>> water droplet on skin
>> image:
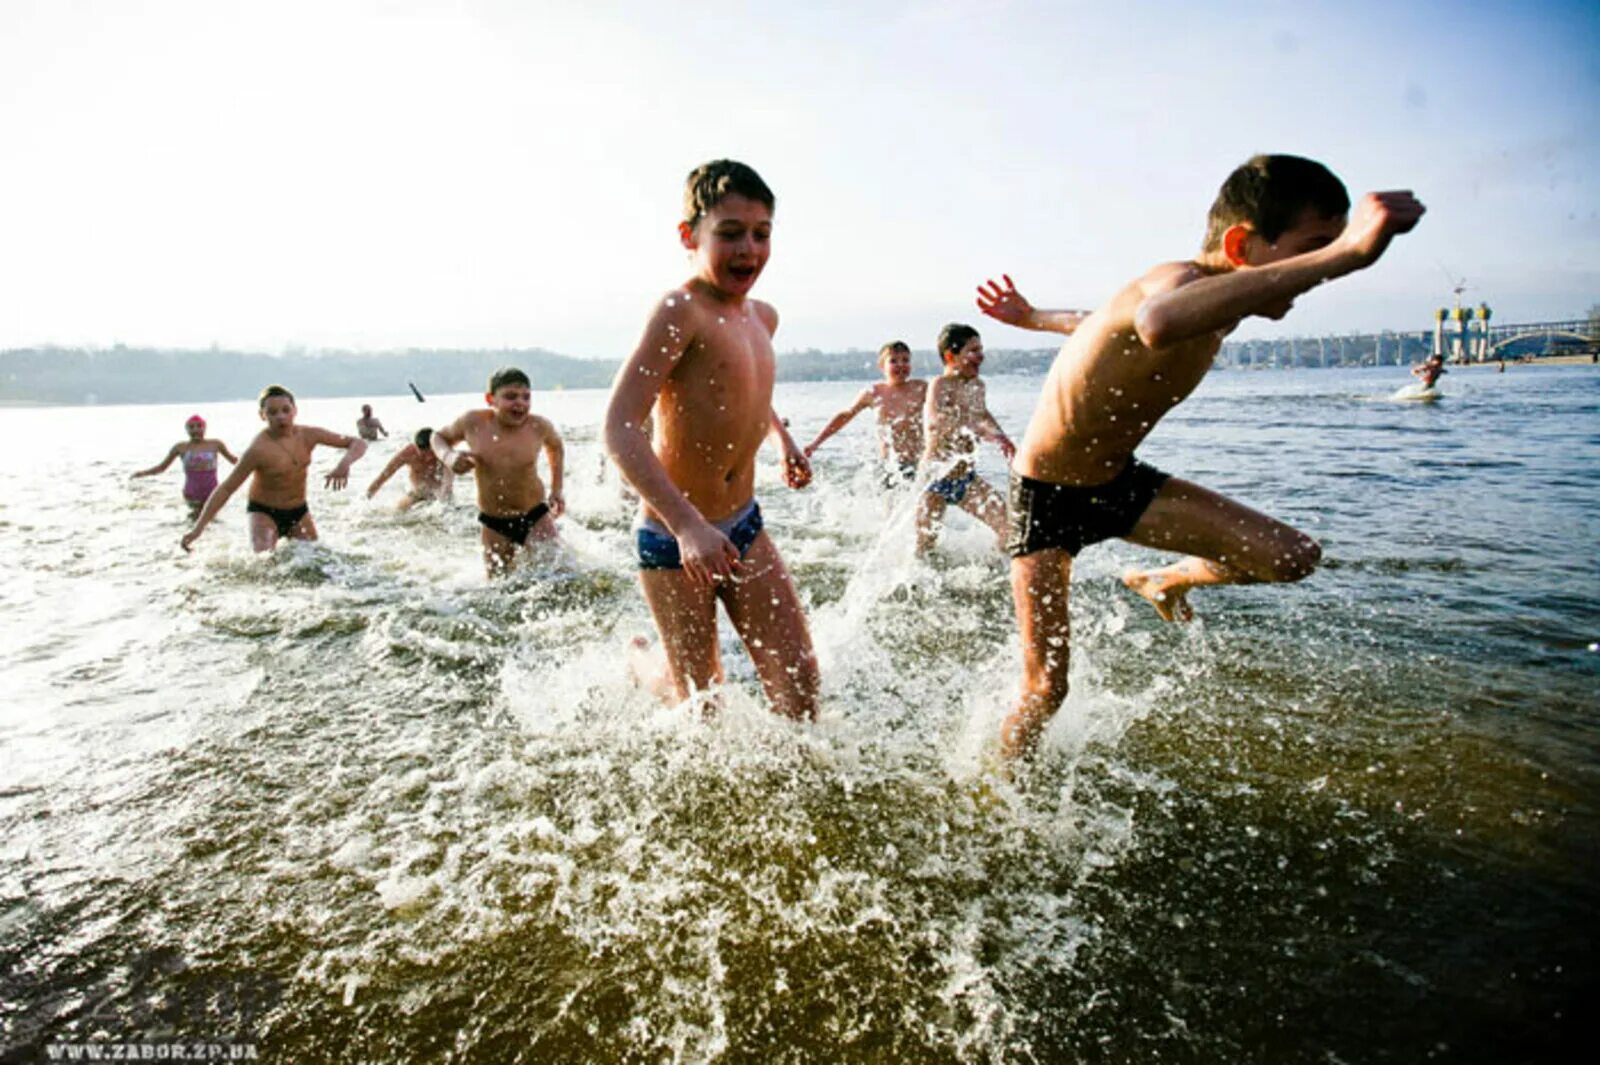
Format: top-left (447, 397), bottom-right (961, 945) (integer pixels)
top-left (664, 297), bottom-right (676, 307)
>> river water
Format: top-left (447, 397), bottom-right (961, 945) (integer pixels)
top-left (2, 364), bottom-right (1595, 1063)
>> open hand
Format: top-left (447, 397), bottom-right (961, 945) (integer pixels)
top-left (324, 466), bottom-right (351, 491)
top-left (1339, 191), bottom-right (1426, 270)
top-left (976, 275), bottom-right (1033, 327)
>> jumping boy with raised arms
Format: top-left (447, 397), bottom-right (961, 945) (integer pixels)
top-left (604, 159), bottom-right (819, 721)
top-left (432, 368), bottom-right (564, 577)
top-left (982, 154), bottom-right (1424, 759)
top-left (181, 385), bottom-right (367, 552)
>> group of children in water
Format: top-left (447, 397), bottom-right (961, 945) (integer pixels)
top-left (137, 155), bottom-right (1425, 760)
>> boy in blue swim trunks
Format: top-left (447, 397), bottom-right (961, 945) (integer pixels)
top-left (914, 323), bottom-right (1014, 554)
top-left (978, 156), bottom-right (1424, 759)
top-left (604, 159), bottom-right (818, 721)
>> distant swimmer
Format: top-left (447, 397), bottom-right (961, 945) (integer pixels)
top-left (915, 323), bottom-right (1015, 554)
top-left (356, 404), bottom-right (388, 441)
top-left (803, 340), bottom-right (927, 488)
top-left (366, 427), bottom-right (455, 510)
top-left (1411, 353), bottom-right (1447, 389)
top-left (132, 414), bottom-right (238, 518)
top-left (181, 385), bottom-right (369, 552)
top-left (432, 367), bottom-right (565, 577)
top-left (984, 154), bottom-right (1424, 760)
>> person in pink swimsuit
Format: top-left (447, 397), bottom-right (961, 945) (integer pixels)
top-left (132, 415), bottom-right (239, 517)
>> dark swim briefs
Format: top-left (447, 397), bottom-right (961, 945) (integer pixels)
top-left (1005, 459), bottom-right (1171, 558)
top-left (246, 499), bottom-right (310, 537)
top-left (926, 468), bottom-right (977, 505)
top-left (636, 500), bottom-right (764, 571)
top-left (478, 503), bottom-right (552, 545)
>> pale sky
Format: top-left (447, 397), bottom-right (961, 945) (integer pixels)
top-left (2, 0), bottom-right (1595, 358)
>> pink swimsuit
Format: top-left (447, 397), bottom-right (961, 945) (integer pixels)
top-left (182, 448), bottom-right (218, 502)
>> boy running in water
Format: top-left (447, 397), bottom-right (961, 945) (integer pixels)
top-left (604, 159), bottom-right (819, 721)
top-left (133, 415), bottom-right (238, 518)
top-left (181, 385), bottom-right (368, 552)
top-left (356, 404), bottom-right (388, 441)
top-left (914, 323), bottom-right (1015, 554)
top-left (432, 368), bottom-right (565, 577)
top-left (804, 340), bottom-right (927, 487)
top-left (982, 154), bottom-right (1424, 759)
top-left (367, 428), bottom-right (454, 510)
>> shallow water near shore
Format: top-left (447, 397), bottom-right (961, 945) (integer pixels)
top-left (2, 364), bottom-right (1596, 1063)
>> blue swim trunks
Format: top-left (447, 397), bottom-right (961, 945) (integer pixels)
top-left (636, 500), bottom-right (765, 570)
top-left (926, 468), bottom-right (977, 505)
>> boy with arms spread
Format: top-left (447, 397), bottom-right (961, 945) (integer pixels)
top-left (804, 340), bottom-right (927, 486)
top-left (980, 154), bottom-right (1424, 759)
top-left (604, 159), bottom-right (820, 721)
top-left (367, 427), bottom-right (454, 510)
top-left (181, 385), bottom-right (367, 552)
top-left (432, 368), bottom-right (564, 577)
top-left (914, 323), bottom-right (1015, 554)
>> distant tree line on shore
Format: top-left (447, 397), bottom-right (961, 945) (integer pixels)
top-left (0, 344), bottom-right (1059, 407)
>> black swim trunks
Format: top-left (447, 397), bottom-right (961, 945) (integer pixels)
top-left (246, 499), bottom-right (310, 537)
top-left (1005, 460), bottom-right (1170, 558)
top-left (478, 502), bottom-right (552, 545)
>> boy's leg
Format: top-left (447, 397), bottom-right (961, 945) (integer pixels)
top-left (247, 512), bottom-right (278, 553)
top-left (956, 477), bottom-right (1009, 548)
top-left (719, 531), bottom-right (820, 722)
top-left (480, 527), bottom-right (520, 577)
top-left (639, 569), bottom-right (724, 706)
top-left (1122, 477), bottom-right (1321, 621)
top-left (525, 511), bottom-right (559, 545)
top-left (289, 512), bottom-right (318, 543)
top-left (1002, 548), bottom-right (1074, 759)
top-left (915, 492), bottom-right (947, 554)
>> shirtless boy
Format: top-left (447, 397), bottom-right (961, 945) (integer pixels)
top-left (356, 404), bottom-right (388, 441)
top-left (1412, 353), bottom-right (1446, 389)
top-left (133, 414), bottom-right (238, 517)
top-left (982, 154), bottom-right (1425, 758)
top-left (914, 324), bottom-right (1015, 554)
top-left (181, 385), bottom-right (368, 552)
top-left (804, 340), bottom-right (927, 486)
top-left (432, 368), bottom-right (565, 577)
top-left (367, 427), bottom-right (454, 510)
top-left (603, 159), bottom-right (819, 721)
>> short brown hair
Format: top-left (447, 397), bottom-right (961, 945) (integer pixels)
top-left (683, 160), bottom-right (775, 228)
top-left (937, 324), bottom-right (980, 359)
top-left (258, 384), bottom-right (295, 410)
top-left (487, 367), bottom-right (530, 394)
top-left (877, 340), bottom-right (911, 364)
top-left (1202, 154), bottom-right (1350, 252)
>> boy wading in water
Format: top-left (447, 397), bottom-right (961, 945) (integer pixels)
top-left (604, 159), bottom-right (820, 721)
top-left (181, 385), bottom-right (368, 552)
top-left (804, 340), bottom-right (927, 487)
top-left (433, 368), bottom-right (565, 578)
top-left (915, 324), bottom-right (1015, 554)
top-left (984, 154), bottom-right (1424, 759)
top-left (367, 427), bottom-right (454, 510)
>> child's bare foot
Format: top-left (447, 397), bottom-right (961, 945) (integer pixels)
top-left (626, 636), bottom-right (676, 702)
top-left (1122, 569), bottom-right (1194, 623)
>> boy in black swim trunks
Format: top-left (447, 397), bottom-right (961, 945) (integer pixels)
top-left (977, 156), bottom-right (1425, 759)
top-left (432, 367), bottom-right (565, 577)
top-left (181, 385), bottom-right (368, 553)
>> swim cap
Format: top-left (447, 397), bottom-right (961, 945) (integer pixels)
top-left (186, 415), bottom-right (206, 427)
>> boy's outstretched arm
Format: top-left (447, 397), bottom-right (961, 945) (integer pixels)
top-left (219, 442), bottom-right (239, 464)
top-left (306, 428), bottom-right (368, 490)
top-left (432, 416), bottom-right (477, 474)
top-left (1135, 190), bottom-right (1425, 349)
top-left (976, 275), bottom-right (1089, 335)
top-left (367, 449), bottom-right (410, 497)
top-left (605, 295), bottom-right (738, 586)
top-left (804, 389), bottom-right (873, 456)
top-left (182, 452), bottom-right (258, 551)
top-left (541, 420), bottom-right (566, 516)
top-left (976, 394), bottom-right (1016, 460)
top-left (132, 445), bottom-right (182, 478)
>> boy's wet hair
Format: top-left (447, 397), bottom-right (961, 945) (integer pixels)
top-left (487, 367), bottom-right (531, 394)
top-left (878, 340), bottom-right (911, 364)
top-left (1203, 154), bottom-right (1350, 252)
top-left (683, 159), bottom-right (775, 227)
top-left (258, 384), bottom-right (295, 410)
top-left (414, 427), bottom-right (432, 450)
top-left (937, 324), bottom-right (980, 359)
